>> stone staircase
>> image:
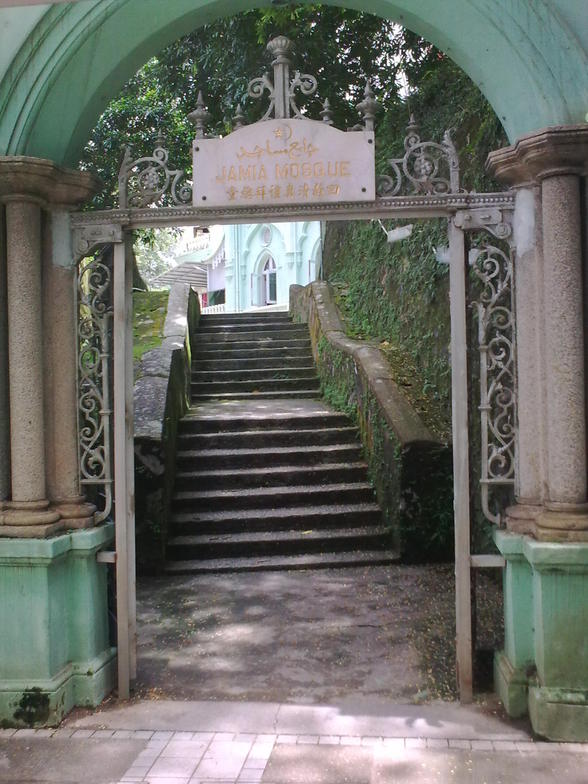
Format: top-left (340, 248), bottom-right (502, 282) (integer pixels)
top-left (190, 311), bottom-right (320, 401)
top-left (165, 311), bottom-right (398, 573)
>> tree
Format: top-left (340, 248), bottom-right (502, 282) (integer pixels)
top-left (81, 7), bottom-right (410, 209)
top-left (133, 228), bottom-right (180, 284)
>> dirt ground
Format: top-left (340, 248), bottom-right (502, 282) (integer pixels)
top-left (135, 564), bottom-right (503, 706)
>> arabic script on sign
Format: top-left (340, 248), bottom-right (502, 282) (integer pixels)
top-left (193, 119), bottom-right (375, 208)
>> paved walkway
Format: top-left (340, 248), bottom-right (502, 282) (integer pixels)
top-left (135, 565), bottom-right (502, 704)
top-left (1, 699), bottom-right (587, 783)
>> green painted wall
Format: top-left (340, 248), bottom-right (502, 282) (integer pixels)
top-left (0, 0), bottom-right (586, 166)
top-left (0, 525), bottom-right (116, 726)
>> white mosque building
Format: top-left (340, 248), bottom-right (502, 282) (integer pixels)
top-left (156, 221), bottom-right (322, 312)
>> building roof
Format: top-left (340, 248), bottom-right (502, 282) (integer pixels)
top-left (152, 263), bottom-right (207, 290)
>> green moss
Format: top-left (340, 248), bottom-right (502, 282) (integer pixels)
top-left (315, 324), bottom-right (454, 561)
top-left (325, 219), bottom-right (452, 441)
top-left (133, 290), bottom-right (169, 374)
top-left (13, 688), bottom-right (50, 727)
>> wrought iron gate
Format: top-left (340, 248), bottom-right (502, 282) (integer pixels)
top-left (71, 35), bottom-right (517, 702)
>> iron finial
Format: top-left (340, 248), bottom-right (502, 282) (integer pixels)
top-left (232, 104), bottom-right (246, 131)
top-left (188, 91), bottom-right (211, 139)
top-left (320, 98), bottom-right (334, 125)
top-left (356, 79), bottom-right (380, 132)
top-left (266, 35), bottom-right (293, 65)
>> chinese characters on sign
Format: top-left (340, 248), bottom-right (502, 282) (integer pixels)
top-left (193, 119), bottom-right (375, 208)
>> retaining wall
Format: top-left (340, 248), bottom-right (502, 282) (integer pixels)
top-left (133, 284), bottom-right (200, 573)
top-left (290, 281), bottom-right (453, 560)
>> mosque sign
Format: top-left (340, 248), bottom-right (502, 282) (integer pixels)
top-left (187, 34), bottom-right (378, 210)
top-left (193, 119), bottom-right (375, 208)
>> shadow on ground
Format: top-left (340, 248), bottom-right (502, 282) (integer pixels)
top-left (136, 565), bottom-right (503, 705)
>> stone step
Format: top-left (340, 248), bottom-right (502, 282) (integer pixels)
top-left (164, 550), bottom-right (400, 574)
top-left (177, 426), bottom-right (360, 450)
top-left (196, 328), bottom-right (309, 344)
top-left (176, 444), bottom-right (363, 470)
top-left (170, 503), bottom-right (382, 534)
top-left (181, 409), bottom-right (352, 433)
top-left (193, 355), bottom-right (314, 371)
top-left (191, 390), bottom-right (320, 402)
top-left (191, 367), bottom-right (318, 382)
top-left (190, 377), bottom-right (320, 395)
top-left (172, 482), bottom-right (375, 512)
top-left (193, 338), bottom-right (311, 352)
top-left (193, 346), bottom-right (313, 360)
top-left (192, 364), bottom-right (317, 383)
top-left (200, 313), bottom-right (291, 325)
top-left (166, 525), bottom-right (391, 560)
top-left (197, 321), bottom-right (303, 334)
top-left (173, 462), bottom-right (370, 490)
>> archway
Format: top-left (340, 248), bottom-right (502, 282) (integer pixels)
top-left (0, 0), bottom-right (587, 742)
top-left (0, 1), bottom-right (587, 166)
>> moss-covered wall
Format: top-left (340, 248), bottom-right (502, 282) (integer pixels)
top-left (320, 61), bottom-right (510, 553)
top-left (133, 290), bottom-right (169, 375)
top-left (292, 282), bottom-right (454, 561)
top-left (324, 220), bottom-right (452, 441)
top-left (133, 286), bottom-right (200, 573)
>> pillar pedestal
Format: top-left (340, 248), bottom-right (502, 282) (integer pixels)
top-left (495, 530), bottom-right (588, 740)
top-left (0, 524), bottom-right (116, 726)
top-left (488, 126), bottom-right (588, 739)
top-left (0, 157), bottom-right (111, 726)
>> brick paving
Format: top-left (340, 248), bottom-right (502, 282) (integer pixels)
top-left (2, 726), bottom-right (588, 784)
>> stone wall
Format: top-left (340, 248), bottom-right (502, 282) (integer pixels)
top-left (290, 281), bottom-right (453, 560)
top-left (133, 284), bottom-right (200, 573)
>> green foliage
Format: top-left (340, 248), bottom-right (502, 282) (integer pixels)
top-left (326, 219), bottom-right (452, 438)
top-left (134, 228), bottom-right (180, 284)
top-left (323, 49), bottom-right (508, 554)
top-left (81, 8), bottom-right (425, 208)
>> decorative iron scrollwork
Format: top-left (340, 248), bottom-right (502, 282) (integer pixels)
top-left (377, 116), bottom-right (461, 197)
top-left (78, 251), bottom-right (113, 523)
top-left (244, 35), bottom-right (376, 131)
top-left (473, 242), bottom-right (516, 525)
top-left (118, 137), bottom-right (192, 208)
top-left (247, 36), bottom-right (318, 122)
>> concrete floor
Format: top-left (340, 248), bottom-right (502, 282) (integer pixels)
top-left (0, 565), bottom-right (574, 784)
top-left (135, 564), bottom-right (502, 705)
top-left (136, 565), bottom-right (441, 704)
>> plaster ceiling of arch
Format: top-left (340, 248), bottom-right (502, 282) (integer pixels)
top-left (0, 0), bottom-right (586, 166)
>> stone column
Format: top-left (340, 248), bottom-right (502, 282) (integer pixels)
top-left (0, 206), bottom-right (9, 505)
top-left (0, 158), bottom-right (100, 536)
top-left (2, 197), bottom-right (61, 533)
top-left (43, 210), bottom-right (95, 527)
top-left (508, 186), bottom-right (545, 534)
top-left (488, 125), bottom-right (588, 541)
top-left (540, 174), bottom-right (587, 513)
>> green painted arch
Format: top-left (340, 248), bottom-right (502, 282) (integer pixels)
top-left (0, 0), bottom-right (587, 167)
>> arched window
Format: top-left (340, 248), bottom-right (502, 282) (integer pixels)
top-left (263, 256), bottom-right (277, 305)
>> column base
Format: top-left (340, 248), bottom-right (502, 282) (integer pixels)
top-left (0, 648), bottom-right (116, 727)
top-left (53, 496), bottom-right (96, 530)
top-left (505, 503), bottom-right (541, 537)
top-left (494, 651), bottom-right (529, 718)
top-left (529, 686), bottom-right (588, 741)
top-left (0, 524), bottom-right (116, 726)
top-left (0, 499), bottom-right (61, 535)
top-left (536, 507), bottom-right (588, 542)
